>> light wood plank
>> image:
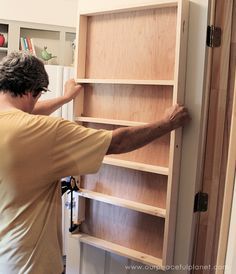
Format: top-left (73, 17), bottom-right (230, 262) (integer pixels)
top-left (73, 234), bottom-right (164, 269)
top-left (75, 116), bottom-right (147, 127)
top-left (76, 78), bottom-right (175, 86)
top-left (103, 157), bottom-right (169, 175)
top-left (78, 188), bottom-right (166, 218)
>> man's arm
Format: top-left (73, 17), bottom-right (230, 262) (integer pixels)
top-left (32, 79), bottom-right (82, 115)
top-left (107, 104), bottom-right (190, 155)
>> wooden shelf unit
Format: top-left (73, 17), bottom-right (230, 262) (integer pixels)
top-left (74, 0), bottom-right (189, 267)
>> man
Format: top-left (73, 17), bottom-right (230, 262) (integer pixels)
top-left (0, 52), bottom-right (190, 274)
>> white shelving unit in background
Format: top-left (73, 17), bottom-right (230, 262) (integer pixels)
top-left (0, 23), bottom-right (9, 60)
top-left (0, 19), bottom-right (75, 66)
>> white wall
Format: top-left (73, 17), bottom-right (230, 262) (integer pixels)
top-left (0, 0), bottom-right (77, 27)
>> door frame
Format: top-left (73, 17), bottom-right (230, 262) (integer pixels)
top-left (192, 0), bottom-right (235, 272)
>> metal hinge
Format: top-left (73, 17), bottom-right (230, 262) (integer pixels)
top-left (207, 25), bottom-right (221, 47)
top-left (194, 192), bottom-right (208, 212)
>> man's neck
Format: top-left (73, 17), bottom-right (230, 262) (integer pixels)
top-left (0, 92), bottom-right (31, 113)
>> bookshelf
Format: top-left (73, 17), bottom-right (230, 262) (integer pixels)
top-left (0, 19), bottom-right (75, 66)
top-left (0, 23), bottom-right (9, 60)
top-left (73, 0), bottom-right (189, 268)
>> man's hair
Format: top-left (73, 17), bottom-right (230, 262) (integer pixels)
top-left (0, 52), bottom-right (49, 97)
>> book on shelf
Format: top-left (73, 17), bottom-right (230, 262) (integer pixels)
top-left (23, 37), bottom-right (29, 51)
top-left (30, 38), bottom-right (36, 55)
top-left (20, 36), bottom-right (36, 55)
top-left (20, 37), bottom-right (24, 51)
top-left (26, 37), bottom-right (32, 52)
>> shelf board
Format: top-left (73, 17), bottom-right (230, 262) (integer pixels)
top-left (76, 78), bottom-right (174, 86)
top-left (0, 47), bottom-right (8, 52)
top-left (103, 157), bottom-right (169, 175)
top-left (73, 233), bottom-right (164, 268)
top-left (75, 116), bottom-right (147, 127)
top-left (78, 188), bottom-right (166, 218)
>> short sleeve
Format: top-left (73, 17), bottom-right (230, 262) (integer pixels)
top-left (52, 119), bottom-right (112, 179)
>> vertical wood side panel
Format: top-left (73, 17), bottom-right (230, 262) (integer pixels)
top-left (74, 14), bottom-right (87, 118)
top-left (70, 11), bottom-right (87, 273)
top-left (162, 0), bottom-right (189, 266)
top-left (75, 15), bottom-right (87, 78)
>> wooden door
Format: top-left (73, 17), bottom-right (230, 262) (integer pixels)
top-left (66, 0), bottom-right (211, 273)
top-left (193, 0), bottom-right (236, 272)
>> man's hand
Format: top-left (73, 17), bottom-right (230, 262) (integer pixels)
top-left (32, 79), bottom-right (83, 115)
top-left (163, 104), bottom-right (191, 130)
top-left (63, 79), bottom-right (83, 103)
top-left (107, 104), bottom-right (191, 155)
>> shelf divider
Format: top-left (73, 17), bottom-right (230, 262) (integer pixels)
top-left (76, 78), bottom-right (175, 86)
top-left (103, 157), bottom-right (169, 175)
top-left (78, 188), bottom-right (166, 217)
top-left (0, 47), bottom-right (8, 52)
top-left (72, 233), bottom-right (164, 268)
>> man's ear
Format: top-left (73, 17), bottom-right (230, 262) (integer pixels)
top-left (26, 91), bottom-right (41, 101)
top-left (35, 92), bottom-right (42, 100)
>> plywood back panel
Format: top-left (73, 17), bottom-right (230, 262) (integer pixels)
top-left (82, 165), bottom-right (167, 208)
top-left (82, 122), bottom-right (170, 167)
top-left (81, 200), bottom-right (165, 258)
top-left (109, 137), bottom-right (170, 167)
top-left (79, 84), bottom-right (173, 122)
top-left (84, 7), bottom-right (177, 80)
